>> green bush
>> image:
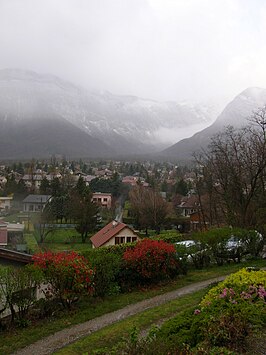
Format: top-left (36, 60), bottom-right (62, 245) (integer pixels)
top-left (192, 227), bottom-right (264, 265)
top-left (175, 242), bottom-right (210, 269)
top-left (241, 230), bottom-right (264, 257)
top-left (81, 242), bottom-right (137, 260)
top-left (151, 230), bottom-right (182, 244)
top-left (158, 307), bottom-right (203, 348)
top-left (24, 233), bottom-right (39, 254)
top-left (89, 250), bottom-right (122, 297)
top-left (198, 268), bottom-right (266, 348)
top-left (0, 265), bottom-right (42, 325)
top-left (105, 242), bottom-right (137, 256)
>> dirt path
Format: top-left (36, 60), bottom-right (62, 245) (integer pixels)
top-left (13, 276), bottom-right (226, 355)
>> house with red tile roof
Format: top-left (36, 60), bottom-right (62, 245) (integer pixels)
top-left (90, 220), bottom-right (140, 248)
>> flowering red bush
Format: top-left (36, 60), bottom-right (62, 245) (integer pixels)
top-left (123, 239), bottom-right (179, 283)
top-left (33, 251), bottom-right (94, 308)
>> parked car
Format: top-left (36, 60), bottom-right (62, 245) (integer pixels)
top-left (175, 240), bottom-right (197, 248)
top-left (224, 236), bottom-right (242, 251)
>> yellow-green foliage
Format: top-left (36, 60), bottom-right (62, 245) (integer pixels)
top-left (24, 233), bottom-right (40, 254)
top-left (201, 268), bottom-right (266, 306)
top-left (152, 231), bottom-right (182, 244)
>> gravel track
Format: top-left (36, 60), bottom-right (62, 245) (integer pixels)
top-left (12, 276), bottom-right (227, 355)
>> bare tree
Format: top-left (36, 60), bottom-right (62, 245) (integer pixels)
top-left (195, 107), bottom-right (266, 228)
top-left (129, 184), bottom-right (171, 233)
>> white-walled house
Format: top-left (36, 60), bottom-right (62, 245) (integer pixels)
top-left (0, 196), bottom-right (13, 211)
top-left (90, 220), bottom-right (140, 248)
top-left (92, 192), bottom-right (112, 209)
top-left (22, 194), bottom-right (52, 212)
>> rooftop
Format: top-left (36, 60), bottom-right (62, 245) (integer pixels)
top-left (90, 220), bottom-right (128, 248)
top-left (23, 194), bottom-right (52, 204)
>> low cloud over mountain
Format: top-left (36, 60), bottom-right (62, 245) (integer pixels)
top-left (161, 87), bottom-right (266, 161)
top-left (0, 69), bottom-right (216, 159)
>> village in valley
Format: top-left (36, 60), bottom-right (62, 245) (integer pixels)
top-left (0, 158), bottom-right (201, 256)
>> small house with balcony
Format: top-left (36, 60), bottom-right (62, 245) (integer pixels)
top-left (92, 192), bottom-right (112, 209)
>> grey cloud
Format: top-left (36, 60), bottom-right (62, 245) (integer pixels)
top-left (0, 0), bottom-right (266, 106)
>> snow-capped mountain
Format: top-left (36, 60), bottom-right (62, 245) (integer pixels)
top-left (0, 69), bottom-right (216, 158)
top-left (161, 87), bottom-right (266, 161)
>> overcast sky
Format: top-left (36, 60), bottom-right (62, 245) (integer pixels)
top-left (1, 0), bottom-right (266, 106)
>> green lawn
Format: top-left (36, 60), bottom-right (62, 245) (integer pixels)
top-left (2, 212), bottom-right (23, 223)
top-left (0, 259), bottom-right (265, 354)
top-left (43, 229), bottom-right (80, 243)
top-left (35, 228), bottom-right (93, 252)
top-left (41, 242), bottom-right (91, 252)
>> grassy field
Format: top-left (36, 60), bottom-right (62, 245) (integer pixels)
top-left (1, 212), bottom-right (90, 252)
top-left (0, 259), bottom-right (265, 354)
top-left (2, 212), bottom-right (23, 223)
top-left (35, 228), bottom-right (93, 252)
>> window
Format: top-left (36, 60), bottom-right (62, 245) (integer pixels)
top-left (103, 198), bottom-right (107, 202)
top-left (115, 236), bottom-right (125, 244)
top-left (132, 237), bottom-right (137, 242)
top-left (126, 237), bottom-right (131, 243)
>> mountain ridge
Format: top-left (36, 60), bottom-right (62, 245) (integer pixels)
top-left (0, 68), bottom-right (217, 159)
top-left (160, 86), bottom-right (266, 161)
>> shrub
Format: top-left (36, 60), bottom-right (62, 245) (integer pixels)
top-left (82, 242), bottom-right (137, 261)
top-left (0, 265), bottom-right (42, 325)
top-left (105, 242), bottom-right (137, 256)
top-left (24, 233), bottom-right (40, 254)
top-left (241, 230), bottom-right (264, 257)
top-left (32, 251), bottom-right (94, 309)
top-left (201, 267), bottom-right (266, 304)
top-left (122, 239), bottom-right (180, 285)
top-left (175, 242), bottom-right (210, 269)
top-left (198, 268), bottom-right (266, 349)
top-left (158, 307), bottom-right (203, 348)
top-left (89, 249), bottom-right (122, 297)
top-left (193, 227), bottom-right (263, 265)
top-left (152, 230), bottom-right (182, 244)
